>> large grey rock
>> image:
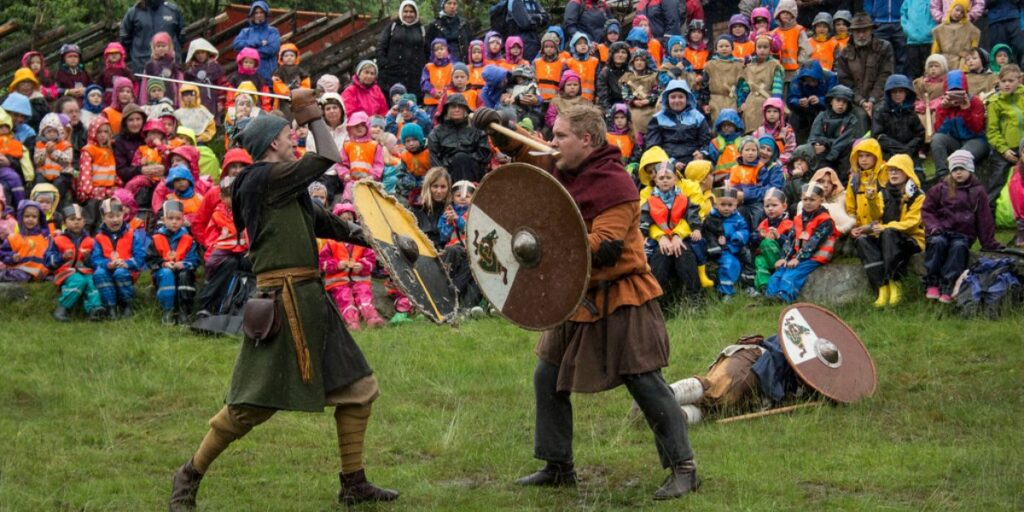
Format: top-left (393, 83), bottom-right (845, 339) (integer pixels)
top-left (0, 282), bottom-right (27, 302)
top-left (799, 263), bottom-right (870, 305)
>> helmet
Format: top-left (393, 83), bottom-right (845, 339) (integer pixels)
top-left (688, 19), bottom-right (705, 33)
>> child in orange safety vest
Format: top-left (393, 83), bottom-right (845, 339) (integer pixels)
top-left (339, 112), bottom-right (385, 201)
top-left (91, 197), bottom-right (149, 318)
top-left (639, 161), bottom-right (704, 301)
top-left (771, 0), bottom-right (811, 81)
top-left (0, 199), bottom-right (50, 282)
top-left (76, 115), bottom-right (120, 230)
top-left (422, 38), bottom-right (455, 112)
top-left (33, 113), bottom-right (74, 210)
top-left (47, 204), bottom-right (104, 321)
top-left (564, 33), bottom-right (599, 102)
top-left (147, 200), bottom-right (200, 324)
top-left (808, 12), bottom-right (839, 72)
top-left (394, 123), bottom-right (431, 205)
top-left (765, 184), bottom-right (837, 302)
top-left (320, 202), bottom-right (385, 331)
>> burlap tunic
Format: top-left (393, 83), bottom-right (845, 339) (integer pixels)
top-left (740, 58), bottom-right (784, 132)
top-left (227, 154), bottom-right (374, 412)
top-left (704, 58), bottom-right (745, 122)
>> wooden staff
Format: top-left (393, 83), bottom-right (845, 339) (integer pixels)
top-left (715, 402), bottom-right (822, 424)
top-left (135, 73), bottom-right (291, 101)
top-left (924, 92), bottom-right (934, 143)
top-left (488, 122), bottom-right (561, 158)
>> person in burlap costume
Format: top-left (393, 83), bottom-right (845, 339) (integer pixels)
top-left (168, 89), bottom-right (399, 511)
top-left (472, 104), bottom-right (699, 500)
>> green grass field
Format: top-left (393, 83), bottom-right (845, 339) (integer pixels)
top-left (1, 278), bottom-right (1022, 511)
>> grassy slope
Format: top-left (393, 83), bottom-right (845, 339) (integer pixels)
top-left (1, 278), bottom-right (1022, 511)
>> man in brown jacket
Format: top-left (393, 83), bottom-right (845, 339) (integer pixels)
top-left (472, 104), bottom-right (699, 500)
top-left (835, 12), bottom-right (895, 129)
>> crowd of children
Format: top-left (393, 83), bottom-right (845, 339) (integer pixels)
top-left (2, 2), bottom-right (1024, 327)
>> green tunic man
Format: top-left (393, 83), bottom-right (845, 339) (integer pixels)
top-left (169, 90), bottom-right (399, 511)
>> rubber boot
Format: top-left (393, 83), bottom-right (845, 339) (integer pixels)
top-left (168, 459), bottom-right (204, 512)
top-left (888, 280), bottom-right (902, 306)
top-left (515, 461), bottom-right (577, 487)
top-left (52, 305), bottom-right (70, 322)
top-left (162, 310), bottom-right (175, 325)
top-left (697, 265), bottom-right (715, 288)
top-left (873, 283), bottom-right (890, 308)
top-left (653, 459), bottom-right (700, 500)
top-left (338, 469), bottom-right (400, 505)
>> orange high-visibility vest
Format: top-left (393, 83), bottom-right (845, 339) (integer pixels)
top-left (52, 234), bottom-right (94, 285)
top-left (0, 135), bottom-right (24, 159)
top-left (647, 194), bottom-right (690, 234)
top-left (343, 140), bottom-right (379, 179)
top-left (424, 63), bottom-right (453, 106)
top-left (534, 58), bottom-right (565, 101)
top-left (152, 232), bottom-right (194, 263)
top-left (757, 217), bottom-right (794, 238)
top-left (809, 37), bottom-right (838, 71)
top-left (606, 132), bottom-right (635, 161)
top-left (400, 149), bottom-right (432, 177)
top-left (103, 107), bottom-right (124, 135)
top-left (773, 25), bottom-right (805, 72)
top-left (729, 161), bottom-right (763, 186)
top-left (35, 140), bottom-right (71, 181)
top-left (96, 227), bottom-right (137, 263)
top-left (167, 192), bottom-right (203, 215)
top-left (565, 57), bottom-right (599, 101)
top-left (684, 48), bottom-right (709, 71)
top-left (324, 242), bottom-right (368, 290)
top-left (648, 39), bottom-right (664, 65)
top-left (468, 64), bottom-right (487, 90)
top-left (82, 144), bottom-right (118, 188)
top-left (793, 210), bottom-right (838, 264)
top-left (733, 41), bottom-right (755, 60)
top-left (6, 231), bottom-right (49, 280)
top-left (712, 136), bottom-right (742, 181)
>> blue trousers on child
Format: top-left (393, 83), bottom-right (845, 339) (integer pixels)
top-left (766, 260), bottom-right (821, 302)
top-left (153, 267), bottom-right (197, 312)
top-left (58, 272), bottom-right (103, 313)
top-left (923, 232), bottom-right (972, 295)
top-left (93, 267), bottom-right (135, 306)
top-left (716, 250), bottom-right (742, 296)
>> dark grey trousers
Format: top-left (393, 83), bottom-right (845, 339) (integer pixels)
top-left (531, 359), bottom-right (693, 468)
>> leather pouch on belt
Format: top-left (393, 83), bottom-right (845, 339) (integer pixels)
top-left (242, 290), bottom-right (282, 342)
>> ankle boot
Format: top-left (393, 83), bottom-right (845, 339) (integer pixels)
top-left (653, 460), bottom-right (699, 500)
top-left (168, 459), bottom-right (204, 512)
top-left (338, 469), bottom-right (399, 505)
top-left (515, 461), bottom-right (577, 487)
top-left (873, 283), bottom-right (890, 308)
top-left (696, 265), bottom-right (715, 288)
top-left (52, 305), bottom-right (70, 322)
top-left (888, 280), bottom-right (903, 305)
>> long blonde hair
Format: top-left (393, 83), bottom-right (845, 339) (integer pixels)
top-left (420, 167), bottom-right (451, 215)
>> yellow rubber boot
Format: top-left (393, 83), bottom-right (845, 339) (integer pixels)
top-left (873, 283), bottom-right (890, 308)
top-left (888, 280), bottom-right (902, 306)
top-left (697, 265), bottom-right (715, 288)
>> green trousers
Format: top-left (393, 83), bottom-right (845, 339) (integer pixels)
top-left (59, 272), bottom-right (103, 312)
top-left (754, 238), bottom-right (782, 292)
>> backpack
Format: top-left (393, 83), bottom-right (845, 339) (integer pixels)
top-left (953, 256), bottom-right (1023, 318)
top-left (489, 0), bottom-right (510, 38)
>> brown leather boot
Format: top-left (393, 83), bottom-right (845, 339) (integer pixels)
top-left (168, 460), bottom-right (204, 511)
top-left (514, 461), bottom-right (577, 487)
top-left (338, 469), bottom-right (400, 505)
top-left (653, 460), bottom-right (699, 500)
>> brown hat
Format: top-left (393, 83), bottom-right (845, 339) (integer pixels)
top-left (849, 12), bottom-right (876, 30)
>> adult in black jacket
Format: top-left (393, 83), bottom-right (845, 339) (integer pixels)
top-left (119, 0), bottom-right (185, 73)
top-left (643, 0), bottom-right (683, 40)
top-left (507, 0), bottom-right (550, 61)
top-left (427, 94), bottom-right (491, 183)
top-left (872, 74), bottom-right (925, 159)
top-left (425, 0), bottom-right (473, 64)
top-left (564, 0), bottom-right (612, 43)
top-left (412, 167), bottom-right (452, 251)
top-left (596, 42), bottom-right (631, 110)
top-left (376, 0), bottom-right (428, 100)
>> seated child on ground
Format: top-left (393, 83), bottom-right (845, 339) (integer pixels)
top-left (639, 161), bottom-right (703, 302)
top-left (91, 198), bottom-right (148, 318)
top-left (47, 204), bottom-right (103, 321)
top-left (921, 150), bottom-right (1002, 303)
top-left (320, 202), bottom-right (385, 331)
top-left (705, 187), bottom-right (749, 297)
top-left (0, 200), bottom-right (50, 282)
top-left (147, 200), bottom-right (200, 324)
top-left (752, 188), bottom-right (793, 294)
top-left (764, 184), bottom-right (837, 302)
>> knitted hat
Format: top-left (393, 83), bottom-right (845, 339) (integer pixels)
top-left (237, 115), bottom-right (289, 160)
top-left (400, 122), bottom-right (425, 144)
top-left (947, 149), bottom-right (975, 173)
top-left (370, 115), bottom-right (386, 128)
top-left (317, 74), bottom-right (341, 93)
top-left (452, 62), bottom-right (470, 77)
top-left (147, 79), bottom-right (166, 93)
top-left (389, 83), bottom-right (407, 97)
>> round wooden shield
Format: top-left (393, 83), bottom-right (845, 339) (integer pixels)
top-left (466, 163), bottom-right (591, 331)
top-left (777, 303), bottom-right (877, 404)
top-left (353, 181), bottom-right (459, 324)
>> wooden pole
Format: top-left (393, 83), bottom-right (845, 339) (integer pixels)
top-left (715, 402), bottom-right (822, 424)
top-left (488, 123), bottom-right (561, 157)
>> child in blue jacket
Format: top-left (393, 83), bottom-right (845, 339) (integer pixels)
top-left (705, 187), bottom-right (749, 298)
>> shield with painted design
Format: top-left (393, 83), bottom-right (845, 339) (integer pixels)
top-left (352, 181), bottom-right (459, 324)
top-left (777, 303), bottom-right (877, 403)
top-left (466, 163), bottom-right (591, 330)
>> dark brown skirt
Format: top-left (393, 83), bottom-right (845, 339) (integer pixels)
top-left (536, 300), bottom-right (670, 393)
